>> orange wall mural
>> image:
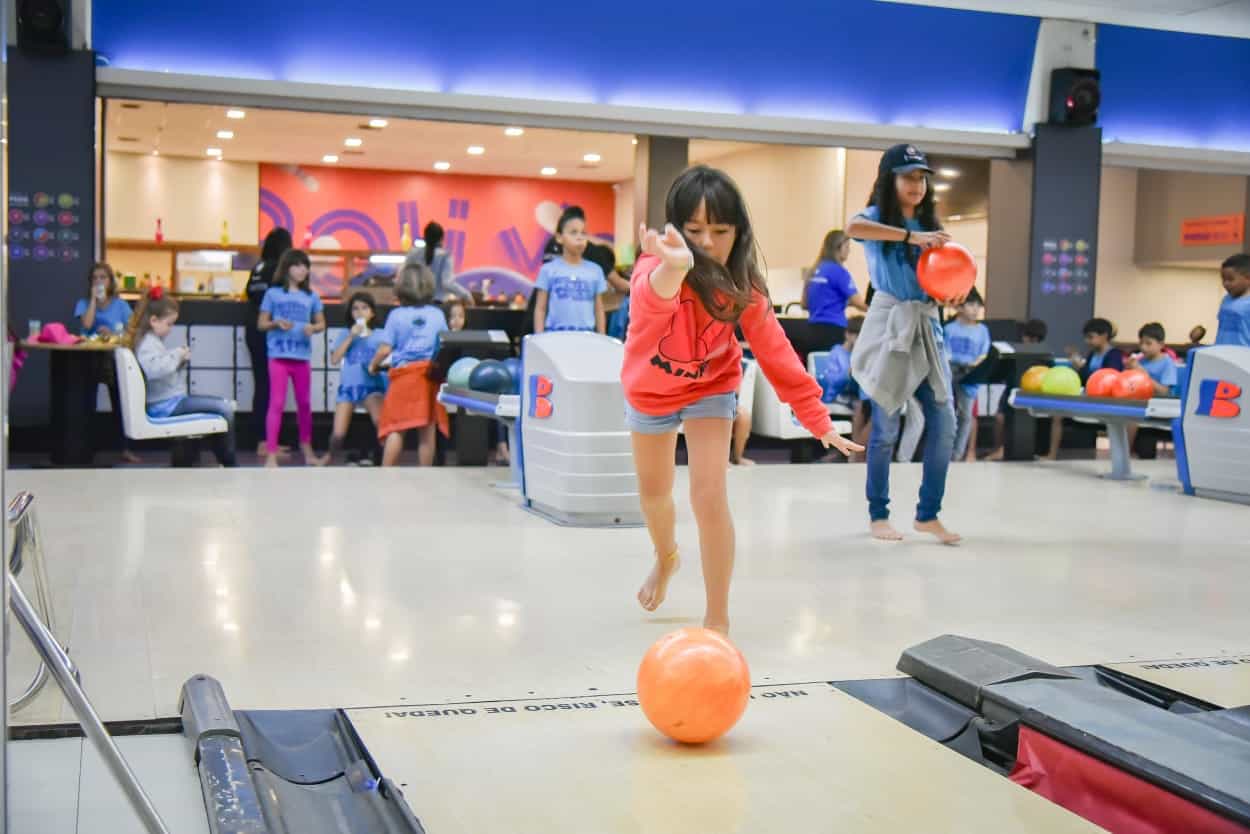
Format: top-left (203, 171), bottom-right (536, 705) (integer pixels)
top-left (258, 164), bottom-right (616, 281)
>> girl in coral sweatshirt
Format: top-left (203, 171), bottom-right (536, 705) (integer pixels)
top-left (622, 166), bottom-right (862, 635)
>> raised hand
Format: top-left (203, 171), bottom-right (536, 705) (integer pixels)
top-left (639, 223), bottom-right (695, 273)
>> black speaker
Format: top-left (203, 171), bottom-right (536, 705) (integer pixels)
top-left (17, 0), bottom-right (69, 52)
top-left (1048, 68), bottom-right (1100, 126)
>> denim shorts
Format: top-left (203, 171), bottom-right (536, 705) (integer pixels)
top-left (624, 392), bottom-right (738, 434)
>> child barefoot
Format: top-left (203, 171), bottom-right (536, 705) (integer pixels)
top-left (257, 249), bottom-right (327, 467)
top-left (846, 144), bottom-right (961, 544)
top-left (623, 166), bottom-right (862, 635)
top-left (326, 292), bottom-right (387, 464)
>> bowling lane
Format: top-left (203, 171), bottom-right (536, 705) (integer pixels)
top-left (1104, 654), bottom-right (1250, 709)
top-left (348, 683), bottom-right (1102, 834)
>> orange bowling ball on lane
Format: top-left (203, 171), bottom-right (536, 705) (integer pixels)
top-left (637, 628), bottom-right (751, 744)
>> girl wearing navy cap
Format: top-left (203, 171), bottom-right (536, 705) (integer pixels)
top-left (846, 144), bottom-right (964, 545)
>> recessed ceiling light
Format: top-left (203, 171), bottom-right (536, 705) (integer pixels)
top-left (369, 118), bottom-right (389, 128)
top-left (216, 130), bottom-right (234, 140)
top-left (933, 183), bottom-right (952, 192)
top-left (467, 145), bottom-right (485, 156)
top-left (322, 154), bottom-right (339, 164)
top-left (540, 167), bottom-right (557, 176)
top-left (632, 138), bottom-right (639, 145)
top-left (434, 161), bottom-right (451, 171)
top-left (206, 147), bottom-right (222, 157)
top-left (938, 167), bottom-right (960, 178)
top-left (226, 109), bottom-right (246, 120)
top-left (344, 137), bottom-right (363, 147)
top-left (583, 153), bottom-right (602, 163)
top-left (504, 127), bottom-right (524, 137)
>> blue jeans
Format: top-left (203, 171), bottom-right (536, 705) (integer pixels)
top-left (171, 395), bottom-right (237, 466)
top-left (951, 385), bottom-right (976, 461)
top-left (866, 380), bottom-right (955, 522)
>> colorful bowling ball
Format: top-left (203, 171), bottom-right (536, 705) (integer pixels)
top-left (637, 628), bottom-right (751, 744)
top-left (502, 357), bottom-right (523, 394)
top-left (917, 242), bottom-right (977, 302)
top-left (1041, 365), bottom-right (1082, 396)
top-left (468, 359), bottom-right (513, 394)
top-left (447, 357), bottom-right (480, 389)
top-left (1085, 368), bottom-right (1121, 398)
top-left (1113, 368), bottom-right (1154, 400)
top-left (1020, 365), bottom-right (1050, 393)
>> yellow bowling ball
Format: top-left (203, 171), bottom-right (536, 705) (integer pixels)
top-left (1020, 365), bottom-right (1050, 393)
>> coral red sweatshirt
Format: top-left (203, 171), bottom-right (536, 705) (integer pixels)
top-left (621, 255), bottom-right (833, 438)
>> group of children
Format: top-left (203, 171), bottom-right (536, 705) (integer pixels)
top-left (132, 252), bottom-right (462, 469)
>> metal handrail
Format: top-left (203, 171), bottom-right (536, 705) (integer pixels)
top-left (6, 492), bottom-right (170, 833)
top-left (7, 491), bottom-right (53, 711)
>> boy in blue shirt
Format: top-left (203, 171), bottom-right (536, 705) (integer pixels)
top-left (533, 207), bottom-right (607, 334)
top-left (1216, 253), bottom-right (1250, 347)
top-left (944, 289), bottom-right (991, 462)
top-left (1125, 322), bottom-right (1178, 396)
top-left (1126, 321), bottom-right (1179, 459)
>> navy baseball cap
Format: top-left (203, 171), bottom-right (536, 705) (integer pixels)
top-left (879, 144), bottom-right (933, 175)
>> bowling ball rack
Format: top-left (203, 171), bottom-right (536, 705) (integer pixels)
top-left (1008, 389), bottom-right (1180, 481)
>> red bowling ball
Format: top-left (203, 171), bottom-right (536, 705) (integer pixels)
top-left (1113, 369), bottom-right (1154, 400)
top-left (917, 243), bottom-right (977, 302)
top-left (1085, 368), bottom-right (1121, 398)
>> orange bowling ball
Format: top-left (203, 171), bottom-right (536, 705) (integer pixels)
top-left (637, 628), bottom-right (751, 744)
top-left (917, 242), bottom-right (977, 302)
top-left (1085, 368), bottom-right (1121, 398)
top-left (1020, 365), bottom-right (1050, 393)
top-left (1113, 368), bottom-right (1154, 400)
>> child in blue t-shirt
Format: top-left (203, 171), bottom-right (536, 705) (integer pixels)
top-left (258, 249), bottom-right (327, 467)
top-left (1125, 321), bottom-right (1178, 396)
top-left (74, 262), bottom-right (139, 461)
top-left (943, 289), bottom-right (991, 462)
top-left (1125, 321), bottom-right (1179, 459)
top-left (1216, 254), bottom-right (1250, 347)
top-left (326, 292), bottom-right (388, 464)
top-left (533, 207), bottom-right (607, 334)
top-left (75, 263), bottom-right (133, 337)
top-left (369, 263), bottom-right (449, 467)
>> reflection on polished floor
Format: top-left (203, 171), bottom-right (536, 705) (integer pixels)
top-left (9, 459), bottom-right (1248, 728)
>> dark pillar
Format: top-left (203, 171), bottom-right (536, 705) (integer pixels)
top-left (1027, 124), bottom-right (1102, 351)
top-left (8, 48), bottom-right (97, 426)
top-left (633, 137), bottom-right (689, 231)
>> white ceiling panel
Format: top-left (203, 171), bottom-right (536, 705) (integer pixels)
top-left (877, 0), bottom-right (1250, 38)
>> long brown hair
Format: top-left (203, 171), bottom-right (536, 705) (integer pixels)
top-left (274, 249), bottom-right (313, 293)
top-left (86, 262), bottom-right (119, 301)
top-left (814, 229), bottom-right (849, 269)
top-left (124, 287), bottom-right (179, 348)
top-left (666, 166), bottom-right (767, 322)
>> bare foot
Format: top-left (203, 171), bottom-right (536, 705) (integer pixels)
top-left (870, 520), bottom-right (904, 541)
top-left (120, 451), bottom-right (143, 464)
top-left (264, 454), bottom-right (279, 469)
top-left (258, 442), bottom-right (292, 460)
top-left (1040, 452), bottom-right (1058, 462)
top-left (703, 617), bottom-right (730, 636)
top-left (984, 448), bottom-right (1004, 461)
top-left (914, 519), bottom-right (962, 546)
top-left (637, 549), bottom-right (680, 612)
top-left (301, 446), bottom-right (327, 466)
